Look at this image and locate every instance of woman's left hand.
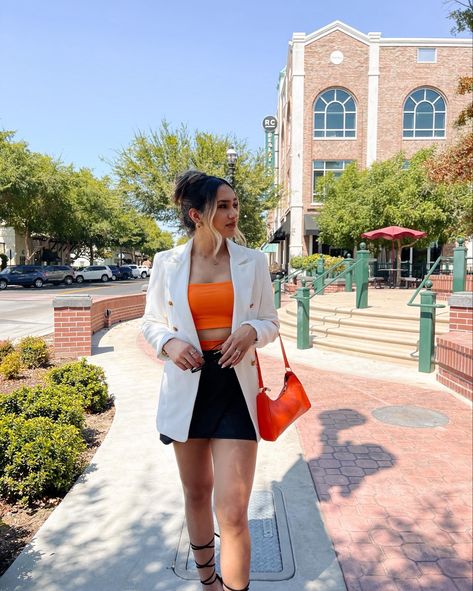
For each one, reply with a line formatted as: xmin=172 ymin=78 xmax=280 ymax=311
xmin=219 ymin=325 xmax=257 ymax=368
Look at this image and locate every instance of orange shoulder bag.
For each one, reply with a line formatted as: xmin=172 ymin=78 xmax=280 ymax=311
xmin=255 ymin=336 xmax=311 ymax=441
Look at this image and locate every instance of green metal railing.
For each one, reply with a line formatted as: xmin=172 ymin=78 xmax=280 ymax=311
xmin=276 ymin=243 xmax=370 ymax=350
xmin=407 ymin=238 xmax=468 ymax=374
xmin=273 ymin=268 xmax=304 ymax=309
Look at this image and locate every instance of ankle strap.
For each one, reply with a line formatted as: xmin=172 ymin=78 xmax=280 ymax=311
xmin=190 ymin=537 xmax=214 ymax=551
xmin=223 ymin=582 xmax=250 ymax=591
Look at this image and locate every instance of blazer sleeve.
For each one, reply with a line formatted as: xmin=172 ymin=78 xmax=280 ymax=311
xmin=141 ymin=251 xmax=176 ymax=360
xmin=241 ymin=252 xmax=280 ymax=348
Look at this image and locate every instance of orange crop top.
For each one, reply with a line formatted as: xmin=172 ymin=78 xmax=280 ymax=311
xmin=188 ymin=281 xmax=234 ymax=330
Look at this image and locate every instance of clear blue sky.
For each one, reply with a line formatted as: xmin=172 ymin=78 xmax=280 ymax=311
xmin=1 ymin=0 xmax=468 ymax=177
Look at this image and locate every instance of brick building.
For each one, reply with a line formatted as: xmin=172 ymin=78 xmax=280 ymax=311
xmin=269 ymin=21 xmax=472 ymax=269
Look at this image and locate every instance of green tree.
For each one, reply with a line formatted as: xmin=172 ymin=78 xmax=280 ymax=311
xmin=113 ymin=121 xmax=280 ymax=248
xmin=0 ymin=132 xmax=73 ymax=262
xmin=134 ymin=215 xmax=174 ymax=257
xmin=66 ymin=168 xmax=120 ymax=264
xmin=446 ymin=0 xmax=473 ymax=34
xmin=318 ymin=150 xmax=471 ymax=276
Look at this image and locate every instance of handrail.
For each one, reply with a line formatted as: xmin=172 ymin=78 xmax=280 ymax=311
xmin=292 ymin=259 xmax=360 ymax=300
xmin=282 ymin=268 xmax=303 ymax=283
xmin=308 ymin=258 xmax=347 ymax=284
xmin=407 ymin=255 xmax=452 ymax=307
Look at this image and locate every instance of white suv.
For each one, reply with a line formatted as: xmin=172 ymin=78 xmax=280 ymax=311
xmin=126 ymin=264 xmax=150 ymax=279
xmin=74 ymin=265 xmax=113 ymax=283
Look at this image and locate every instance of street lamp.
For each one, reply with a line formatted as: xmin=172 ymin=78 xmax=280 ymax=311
xmin=226 ymin=145 xmax=238 ymax=186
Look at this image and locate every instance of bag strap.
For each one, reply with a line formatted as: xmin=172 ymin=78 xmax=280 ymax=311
xmin=255 ymin=335 xmax=291 ymax=393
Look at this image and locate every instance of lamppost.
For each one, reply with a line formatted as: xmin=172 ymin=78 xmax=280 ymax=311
xmin=226 ymin=145 xmax=238 ymax=186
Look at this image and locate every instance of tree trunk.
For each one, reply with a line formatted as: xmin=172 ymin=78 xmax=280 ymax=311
xmin=396 ymin=240 xmax=402 ymax=287
xmin=89 ymin=243 xmax=94 ymax=265
xmin=24 ymin=227 xmax=32 ymax=263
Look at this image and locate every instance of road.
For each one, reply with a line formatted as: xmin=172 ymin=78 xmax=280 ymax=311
xmin=0 ymin=278 xmax=149 ymax=341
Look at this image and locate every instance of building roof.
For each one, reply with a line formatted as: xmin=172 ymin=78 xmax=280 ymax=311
xmin=293 ymin=20 xmax=472 ymax=48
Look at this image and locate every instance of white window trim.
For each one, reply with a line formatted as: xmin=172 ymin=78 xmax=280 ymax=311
xmin=311 ymin=160 xmax=354 ymax=204
xmin=417 ymin=48 xmax=437 ymax=63
xmin=313 ymin=88 xmax=357 ymax=139
xmin=403 ymin=88 xmax=446 ymax=139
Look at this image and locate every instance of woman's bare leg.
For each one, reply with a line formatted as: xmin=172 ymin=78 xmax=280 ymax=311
xmin=211 ymin=439 xmax=258 ymax=590
xmin=173 ymin=438 xmax=223 ymax=590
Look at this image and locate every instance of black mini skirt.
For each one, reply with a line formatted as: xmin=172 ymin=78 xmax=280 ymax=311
xmin=159 ymin=349 xmax=257 ymax=445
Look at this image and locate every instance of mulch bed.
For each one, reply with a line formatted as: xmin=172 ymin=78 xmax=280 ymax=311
xmin=0 ymin=360 xmax=116 ymax=577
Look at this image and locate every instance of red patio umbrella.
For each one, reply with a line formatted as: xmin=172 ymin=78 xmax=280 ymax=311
xmin=361 ymin=225 xmax=427 ymax=283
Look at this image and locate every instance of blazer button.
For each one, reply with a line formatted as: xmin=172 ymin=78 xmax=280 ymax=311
xmin=173 ymin=326 xmax=178 ymax=331
xmin=249 ymin=303 xmax=254 ymax=308
xmin=168 ymin=300 xmax=173 ymax=306
xmin=251 ymin=360 xmax=256 ymax=366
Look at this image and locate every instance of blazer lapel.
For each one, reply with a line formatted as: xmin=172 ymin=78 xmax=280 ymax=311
xmin=166 ymin=238 xmax=201 ymax=349
xmin=227 ymin=239 xmax=255 ymax=331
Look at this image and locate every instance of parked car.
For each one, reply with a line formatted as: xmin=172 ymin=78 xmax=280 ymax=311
xmin=138 ymin=265 xmax=151 ymax=278
xmin=74 ymin=265 xmax=113 ymax=284
xmin=122 ymin=264 xmax=140 ymax=279
xmin=0 ymin=265 xmax=48 ymax=289
xmin=108 ymin=265 xmax=134 ymax=281
xmin=41 ymin=265 xmax=75 ymax=286
xmin=124 ymin=264 xmax=151 ymax=279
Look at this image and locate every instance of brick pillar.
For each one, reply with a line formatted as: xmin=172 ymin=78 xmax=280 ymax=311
xmin=436 ymin=292 xmax=473 ymax=399
xmin=53 ymin=296 xmax=93 ymax=358
xmin=448 ymin=292 xmax=473 ymax=332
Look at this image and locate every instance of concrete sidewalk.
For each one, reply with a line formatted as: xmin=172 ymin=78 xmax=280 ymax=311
xmin=0 ymin=319 xmax=346 ymax=591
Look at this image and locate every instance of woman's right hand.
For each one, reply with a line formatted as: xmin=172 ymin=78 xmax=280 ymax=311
xmin=162 ymin=338 xmax=204 ymax=371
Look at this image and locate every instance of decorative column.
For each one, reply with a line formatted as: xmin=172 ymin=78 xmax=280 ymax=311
xmin=366 ymin=32 xmax=381 ymax=167
xmin=289 ymin=32 xmax=305 ymax=262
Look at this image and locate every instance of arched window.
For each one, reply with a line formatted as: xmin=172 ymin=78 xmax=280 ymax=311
xmin=313 ymin=88 xmax=356 ymax=138
xmin=403 ymin=88 xmax=446 ymax=138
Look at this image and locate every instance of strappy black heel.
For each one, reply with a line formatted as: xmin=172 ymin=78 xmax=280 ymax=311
xmin=222 ymin=582 xmax=250 ymax=591
xmin=190 ymin=532 xmax=223 ymax=587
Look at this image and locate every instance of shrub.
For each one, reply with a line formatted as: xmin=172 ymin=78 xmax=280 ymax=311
xmin=0 ymin=351 xmax=22 ymax=379
xmin=17 ymin=336 xmax=50 ymax=369
xmin=47 ymin=359 xmax=109 ymax=413
xmin=0 ymin=340 xmax=14 ymax=362
xmin=0 ymin=415 xmax=86 ymax=504
xmin=0 ymin=385 xmax=85 ymax=429
xmin=290 ymin=254 xmax=345 ymax=272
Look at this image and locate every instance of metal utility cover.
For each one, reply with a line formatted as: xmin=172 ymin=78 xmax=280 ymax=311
xmin=174 ymin=487 xmax=294 ymax=581
xmin=372 ymin=405 xmax=449 ymax=428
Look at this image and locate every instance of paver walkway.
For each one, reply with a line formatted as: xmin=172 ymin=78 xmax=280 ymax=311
xmin=258 ymin=341 xmax=472 ymax=591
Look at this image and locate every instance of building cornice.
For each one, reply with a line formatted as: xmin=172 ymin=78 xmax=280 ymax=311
xmin=380 ymin=38 xmax=472 ymax=47
xmin=299 ymin=20 xmax=473 ymax=48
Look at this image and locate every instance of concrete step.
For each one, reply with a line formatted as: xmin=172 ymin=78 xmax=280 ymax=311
xmin=282 ymin=308 xmax=450 ymax=336
xmin=277 ymin=299 xmax=448 ymax=366
xmin=278 ymin=323 xmax=420 ymax=365
xmin=284 ymin=300 xmax=450 ymax=326
xmin=279 ymin=310 xmax=420 ymax=347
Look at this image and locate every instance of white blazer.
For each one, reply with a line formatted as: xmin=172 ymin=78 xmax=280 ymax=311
xmin=141 ymin=237 xmax=280 ymax=442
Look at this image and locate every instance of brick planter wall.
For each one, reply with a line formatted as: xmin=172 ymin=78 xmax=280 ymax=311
xmin=436 ymin=291 xmax=473 ymax=400
xmin=284 ymin=280 xmax=349 ymax=294
xmin=437 ymin=333 xmax=473 ymax=401
xmin=430 ymin=274 xmax=473 ymax=298
xmin=53 ymin=293 xmax=146 ymax=358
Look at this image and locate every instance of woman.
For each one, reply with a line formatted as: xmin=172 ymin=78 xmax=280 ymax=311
xmin=142 ymin=170 xmax=279 ymax=591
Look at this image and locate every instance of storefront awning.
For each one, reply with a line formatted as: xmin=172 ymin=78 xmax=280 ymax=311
xmin=261 ymin=243 xmax=278 ymax=253
xmin=269 ymin=217 xmax=290 ymax=243
xmin=304 ymin=214 xmax=320 ymax=236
